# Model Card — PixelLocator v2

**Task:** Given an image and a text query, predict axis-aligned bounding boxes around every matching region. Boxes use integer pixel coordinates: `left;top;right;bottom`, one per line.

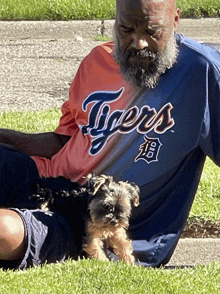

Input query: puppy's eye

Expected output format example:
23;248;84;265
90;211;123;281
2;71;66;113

114;206;125;217
104;203;114;212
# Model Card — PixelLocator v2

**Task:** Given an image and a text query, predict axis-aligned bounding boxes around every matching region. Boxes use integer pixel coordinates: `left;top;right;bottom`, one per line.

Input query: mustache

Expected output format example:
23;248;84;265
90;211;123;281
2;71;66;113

124;48;159;62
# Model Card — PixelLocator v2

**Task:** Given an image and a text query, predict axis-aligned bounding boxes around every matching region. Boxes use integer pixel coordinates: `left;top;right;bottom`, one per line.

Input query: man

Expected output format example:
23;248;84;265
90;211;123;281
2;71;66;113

0;0;219;269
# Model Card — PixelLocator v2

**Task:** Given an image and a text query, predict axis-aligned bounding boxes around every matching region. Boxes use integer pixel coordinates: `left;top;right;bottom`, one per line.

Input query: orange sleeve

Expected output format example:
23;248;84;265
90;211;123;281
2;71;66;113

54;100;78;136
54;42;116;137
54;51;92;137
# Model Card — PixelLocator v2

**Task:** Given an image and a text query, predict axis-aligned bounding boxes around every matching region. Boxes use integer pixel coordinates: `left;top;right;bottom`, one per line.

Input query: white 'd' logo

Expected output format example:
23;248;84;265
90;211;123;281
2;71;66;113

135;136;162;164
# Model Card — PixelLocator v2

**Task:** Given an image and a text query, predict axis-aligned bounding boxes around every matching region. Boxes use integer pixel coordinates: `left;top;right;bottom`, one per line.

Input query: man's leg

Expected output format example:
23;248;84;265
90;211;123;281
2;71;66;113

0;209;25;261
0;143;40;208
0;208;75;270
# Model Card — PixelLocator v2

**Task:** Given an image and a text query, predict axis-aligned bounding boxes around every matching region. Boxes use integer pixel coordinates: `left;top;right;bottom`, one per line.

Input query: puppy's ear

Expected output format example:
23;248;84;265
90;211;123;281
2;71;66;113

93;177;106;195
119;181;140;207
130;183;140;207
87;174;113;195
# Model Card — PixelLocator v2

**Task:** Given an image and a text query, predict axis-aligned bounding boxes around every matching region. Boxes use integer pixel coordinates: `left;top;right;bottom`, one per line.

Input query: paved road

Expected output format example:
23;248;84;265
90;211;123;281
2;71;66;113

0;18;219;111
0;18;220;267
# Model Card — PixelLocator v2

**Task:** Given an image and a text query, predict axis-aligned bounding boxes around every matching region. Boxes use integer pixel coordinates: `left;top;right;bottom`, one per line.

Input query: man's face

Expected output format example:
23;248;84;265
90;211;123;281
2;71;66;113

113;0;180;89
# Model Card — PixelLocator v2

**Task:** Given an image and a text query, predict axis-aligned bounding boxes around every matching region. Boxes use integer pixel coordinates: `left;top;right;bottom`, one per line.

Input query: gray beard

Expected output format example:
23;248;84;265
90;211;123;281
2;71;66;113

113;32;179;89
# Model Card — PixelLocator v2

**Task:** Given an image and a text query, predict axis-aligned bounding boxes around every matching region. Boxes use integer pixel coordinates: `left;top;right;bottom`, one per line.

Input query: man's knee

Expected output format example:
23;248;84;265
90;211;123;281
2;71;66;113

0;209;25;261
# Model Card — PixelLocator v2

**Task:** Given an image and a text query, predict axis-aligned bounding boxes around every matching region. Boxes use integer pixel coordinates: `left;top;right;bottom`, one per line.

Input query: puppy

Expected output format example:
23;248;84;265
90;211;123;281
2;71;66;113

31;174;140;264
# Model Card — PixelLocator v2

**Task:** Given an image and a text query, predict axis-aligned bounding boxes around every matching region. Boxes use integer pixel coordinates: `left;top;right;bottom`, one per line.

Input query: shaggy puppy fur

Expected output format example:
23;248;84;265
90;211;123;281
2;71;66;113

30;174;140;263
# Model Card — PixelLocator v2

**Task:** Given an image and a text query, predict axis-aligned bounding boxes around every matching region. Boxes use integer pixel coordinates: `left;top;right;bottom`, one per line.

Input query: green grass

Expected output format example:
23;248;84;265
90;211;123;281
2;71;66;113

190;157;220;221
93;35;111;42
0;108;61;133
0;259;220;294
0;0;116;20
0;0;219;20
177;0;220;17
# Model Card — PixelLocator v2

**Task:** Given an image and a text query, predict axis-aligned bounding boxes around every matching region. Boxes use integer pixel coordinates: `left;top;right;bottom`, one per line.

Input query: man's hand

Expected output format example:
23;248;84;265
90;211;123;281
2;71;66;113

0;129;70;159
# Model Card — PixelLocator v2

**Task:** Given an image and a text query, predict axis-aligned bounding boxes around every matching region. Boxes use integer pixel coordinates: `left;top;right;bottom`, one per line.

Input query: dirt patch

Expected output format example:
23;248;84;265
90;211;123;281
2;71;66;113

182;219;220;238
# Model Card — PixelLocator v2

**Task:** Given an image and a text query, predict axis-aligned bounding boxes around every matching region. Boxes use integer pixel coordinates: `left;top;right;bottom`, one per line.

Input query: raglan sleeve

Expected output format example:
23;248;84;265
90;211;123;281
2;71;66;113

54;61;85;137
199;54;220;165
54;42;115;138
54;100;78;136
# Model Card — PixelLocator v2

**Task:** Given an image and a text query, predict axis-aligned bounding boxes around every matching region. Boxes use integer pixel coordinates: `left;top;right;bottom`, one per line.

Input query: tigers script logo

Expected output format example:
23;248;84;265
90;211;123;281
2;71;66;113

81;88;174;159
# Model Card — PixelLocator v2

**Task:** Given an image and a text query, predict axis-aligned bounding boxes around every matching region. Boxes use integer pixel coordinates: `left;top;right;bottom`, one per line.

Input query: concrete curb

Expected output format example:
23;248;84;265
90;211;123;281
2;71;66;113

166;238;220;267
0;20;103;40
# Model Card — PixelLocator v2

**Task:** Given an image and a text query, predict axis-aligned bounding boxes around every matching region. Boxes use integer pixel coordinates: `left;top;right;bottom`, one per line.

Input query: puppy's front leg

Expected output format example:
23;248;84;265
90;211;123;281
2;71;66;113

109;228;135;264
83;238;109;261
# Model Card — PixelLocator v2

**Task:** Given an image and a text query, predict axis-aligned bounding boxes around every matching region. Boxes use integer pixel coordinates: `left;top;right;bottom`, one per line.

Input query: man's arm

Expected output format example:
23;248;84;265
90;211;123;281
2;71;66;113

0;129;70;159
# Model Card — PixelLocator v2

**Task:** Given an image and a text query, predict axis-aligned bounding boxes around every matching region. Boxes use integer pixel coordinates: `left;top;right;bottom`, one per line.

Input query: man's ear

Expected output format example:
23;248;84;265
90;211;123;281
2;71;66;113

173;8;180;30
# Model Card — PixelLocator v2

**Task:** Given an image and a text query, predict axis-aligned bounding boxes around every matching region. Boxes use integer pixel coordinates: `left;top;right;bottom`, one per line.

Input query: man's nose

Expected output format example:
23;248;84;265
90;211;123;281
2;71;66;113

131;33;149;50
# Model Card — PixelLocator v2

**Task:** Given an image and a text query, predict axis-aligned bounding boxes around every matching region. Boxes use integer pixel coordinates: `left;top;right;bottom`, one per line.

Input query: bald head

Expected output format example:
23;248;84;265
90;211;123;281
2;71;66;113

116;0;176;10
116;0;177;23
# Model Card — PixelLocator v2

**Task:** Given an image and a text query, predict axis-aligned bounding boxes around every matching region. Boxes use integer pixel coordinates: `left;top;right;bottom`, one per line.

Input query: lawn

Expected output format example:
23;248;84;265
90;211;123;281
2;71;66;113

0;0;219;20
0;258;220;294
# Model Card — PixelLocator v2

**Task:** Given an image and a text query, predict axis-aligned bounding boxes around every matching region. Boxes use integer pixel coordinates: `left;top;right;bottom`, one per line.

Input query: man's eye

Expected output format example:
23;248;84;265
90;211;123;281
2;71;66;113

147;28;162;38
146;29;157;36
120;26;134;33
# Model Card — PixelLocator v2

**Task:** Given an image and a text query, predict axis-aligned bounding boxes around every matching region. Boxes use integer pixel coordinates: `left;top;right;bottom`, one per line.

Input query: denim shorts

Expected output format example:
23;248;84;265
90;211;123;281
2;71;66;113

0;208;75;270
0;144;78;270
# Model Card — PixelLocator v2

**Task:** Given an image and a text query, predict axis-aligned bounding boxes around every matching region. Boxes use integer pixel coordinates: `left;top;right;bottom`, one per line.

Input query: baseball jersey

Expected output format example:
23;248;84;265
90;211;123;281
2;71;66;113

32;35;220;266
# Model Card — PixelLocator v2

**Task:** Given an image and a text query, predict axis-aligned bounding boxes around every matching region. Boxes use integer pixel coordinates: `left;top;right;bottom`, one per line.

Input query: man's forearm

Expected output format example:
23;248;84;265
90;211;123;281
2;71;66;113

0;129;70;158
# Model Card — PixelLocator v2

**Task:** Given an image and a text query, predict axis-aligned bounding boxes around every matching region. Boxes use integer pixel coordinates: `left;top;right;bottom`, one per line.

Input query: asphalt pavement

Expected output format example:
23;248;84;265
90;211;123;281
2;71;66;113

0;18;220;267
